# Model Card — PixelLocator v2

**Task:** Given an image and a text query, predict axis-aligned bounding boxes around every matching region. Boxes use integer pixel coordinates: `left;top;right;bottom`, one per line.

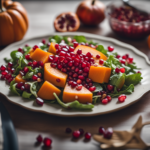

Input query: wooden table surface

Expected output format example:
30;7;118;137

1;1;150;150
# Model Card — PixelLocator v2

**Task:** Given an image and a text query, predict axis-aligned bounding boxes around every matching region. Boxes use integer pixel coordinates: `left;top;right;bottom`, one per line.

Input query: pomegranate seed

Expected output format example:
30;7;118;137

108;46;114;52
89;86;96;92
74;62;79;67
107;84;114;91
83;67;89;73
122;55;127;59
99;59;104;65
66;128;72;133
120;68;125;73
25;44;29;47
137;71;141;74
1;70;8;76
78;75;85;80
85;132;91;140
78;70;83;74
128;57;133;63
106;95;112;102
8;78;13;84
76;85;82;91
25;54;31;60
79;128;84;135
57;64;63;70
36;135;43;143
74;58;80;63
53;55;59;63
68;46;74;52
73;73;78;78
32;75;38;81
38;61;44;68
73;42;79;48
120;59;125;65
72;39;76;43
82;62;87;68
71;81;77;88
5;73;11;80
47;43;51;47
115;67;120;73
84;57;89;61
86;78;92;83
71;66;75;71
126;54;129;58
43;137;52;147
24;67;29;74
103;128;113;139
77;79;82;84
33;60;38;67
51;63;57;68
42;39;46;44
72;130;80;138
8;62;13;68
99;127;105;134
96;55;100;59
83;73;88;77
68;80;73;85
62;68;67;73
118;94;126;103
16;82;24;89
77;49;82;54
55;43;59;49
1;75;5;80
7;67;11;72
48;55;54;62
18;48;24;53
10;68;15;74
56;78;61;82
86;52;93;58
68;61;73;67
88;83;93;87
28;62;32;66
36;97;44;106
33;45;39;50
0;65;6;71
116;55;120;59
21;86;25;91
74;68;79;73
24;84;30;90
102;98;108;104
97;91;102;95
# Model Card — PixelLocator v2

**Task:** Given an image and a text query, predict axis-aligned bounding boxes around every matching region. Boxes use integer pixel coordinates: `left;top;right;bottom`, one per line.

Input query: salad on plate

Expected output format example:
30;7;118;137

0;35;142;110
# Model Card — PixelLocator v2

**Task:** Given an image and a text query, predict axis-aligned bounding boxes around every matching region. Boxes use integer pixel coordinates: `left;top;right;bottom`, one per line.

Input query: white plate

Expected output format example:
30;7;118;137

0;32;150;117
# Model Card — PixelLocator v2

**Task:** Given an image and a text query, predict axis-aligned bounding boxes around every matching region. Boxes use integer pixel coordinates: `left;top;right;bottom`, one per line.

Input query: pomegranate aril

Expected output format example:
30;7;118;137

83;73;88;77
8;62;13;68
25;54;31;60
116;55;120;59
51;63;57;68
85;132;91;140
96;55;100;59
86;78;92;83
33;61;38;67
79;128;84;135
56;78;61;82
122;55;127;59
36;97;44;106
55;43;59;49
83;67;89;73
72;130;80;138
25;44;29;47
128;57;133;63
24;67;29;74
115;67;120;73
71;81;77;88
73;42;79;48
99;59;104;65
8;78;13;84
89;86;96;92
43;137;52;147
108;46;114;52
73;73;78;78
78;70;83;74
137;71;141;74
86;52;93;58
38;61;44;68
97;91;102;95
77;79;82;84
28;62;32;66
68;46;74;52
21;86;25;91
118;94;126;103
33;45;39;51
77;49;82;54
18;48;24;53
36;135;43;143
57;64;63;70
5;73;11;80
99;127;105;134
1;70;8;76
78;75;85;80
106;95;112;102
71;66;75;71
62;68;67;73
48;55;54;62
24;84;30;90
0;65;6;71
1;75;5;80
103;128;113;139
76;85;82;91
88;83;93;87
66;128;72;133
107;84;114;91
120;68;125;73
68;61;73;67
7;66;11;71
42;39;46;44
120;59;125;65
102;98;108;104
68;80;73;85
16;82;24;89
32;75;38;81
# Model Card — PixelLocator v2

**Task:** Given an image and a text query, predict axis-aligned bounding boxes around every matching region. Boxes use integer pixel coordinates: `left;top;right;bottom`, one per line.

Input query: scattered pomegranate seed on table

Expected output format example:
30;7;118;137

108;46;114;52
36;135;43;143
43;137;52;147
72;130;80;138
84;132;91;140
36;97;44;106
101;98;108;105
118;94;126;103
103;127;113;139
99;127;105;134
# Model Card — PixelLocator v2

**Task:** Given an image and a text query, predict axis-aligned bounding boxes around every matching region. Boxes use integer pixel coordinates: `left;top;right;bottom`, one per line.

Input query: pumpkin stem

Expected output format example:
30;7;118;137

92;0;96;5
0;0;3;12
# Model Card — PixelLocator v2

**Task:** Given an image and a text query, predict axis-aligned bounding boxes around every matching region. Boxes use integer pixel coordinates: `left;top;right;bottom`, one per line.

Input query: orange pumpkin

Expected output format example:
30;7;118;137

0;0;29;47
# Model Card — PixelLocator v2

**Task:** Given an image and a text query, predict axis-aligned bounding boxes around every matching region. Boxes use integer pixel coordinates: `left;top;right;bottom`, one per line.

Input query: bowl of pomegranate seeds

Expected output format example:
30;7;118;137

106;1;150;39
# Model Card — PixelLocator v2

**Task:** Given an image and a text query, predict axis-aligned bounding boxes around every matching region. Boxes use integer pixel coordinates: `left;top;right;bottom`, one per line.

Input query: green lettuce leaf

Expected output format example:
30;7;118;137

49;35;63;43
93;83;103;93
96;45;108;56
10;80;21;96
10;50;23;62
22;91;32;99
73;35;87;43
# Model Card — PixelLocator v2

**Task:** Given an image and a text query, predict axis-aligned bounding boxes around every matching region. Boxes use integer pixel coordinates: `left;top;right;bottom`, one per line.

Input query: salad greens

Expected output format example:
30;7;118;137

4;35;142;110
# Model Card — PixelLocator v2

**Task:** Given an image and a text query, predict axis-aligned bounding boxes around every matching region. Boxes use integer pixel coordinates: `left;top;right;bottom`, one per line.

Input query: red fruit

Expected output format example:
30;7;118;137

85;132;91;140
86;52;93;58
103;128;113;139
99;59;104;65
8;62;13;68
96;55;100;59
8;78;13;84
1;70;8;76
86;78;92;83
137;71;141;74
33;45;39;50
79;128;84;135
54;12;80;32
115;67;120;73
42;39;46;44
25;54;31;60
108;46;114;52
107;84;114;91
55;43;59;49
16;82;24;89
48;55;54;62
43;137;52;147
5;73;12;80
82;62;87;68
102;98;108;104
72;130;80;138
71;81;77;88
24;84;30;90
122;55;127;59
21;86;25;91
24;67;29;74
38;61;44;68
128;57;133;63
76;85;82;91
118;94;126;103
18;48;24;53
28;62;32;66
99;127;105;134
116;55;120;59
68;46;74;52
78;75;85;80
66;128;72;133
106;95;112;102
32;75;38;81
36;135;43;143
11;68;15;74
83;67;89;73
56;78;61;82
36;97;44;106
120;68;125;73
0;65;6;71
25;44;29;47
73;42;79;48
89;86;96;92
77;49;82;54
120;59;125;65
1;75;5;80
32;60;38;67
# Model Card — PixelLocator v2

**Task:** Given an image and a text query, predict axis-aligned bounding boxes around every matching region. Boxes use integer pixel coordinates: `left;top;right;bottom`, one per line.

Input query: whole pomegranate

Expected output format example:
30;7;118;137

76;0;105;26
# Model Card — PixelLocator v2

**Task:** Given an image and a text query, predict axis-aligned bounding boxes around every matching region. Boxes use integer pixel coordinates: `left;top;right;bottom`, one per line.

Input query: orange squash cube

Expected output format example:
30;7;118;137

37;81;61;100
30;48;53;64
44;63;68;88
48;42;56;54
15;74;26;83
89;65;111;83
63;84;93;104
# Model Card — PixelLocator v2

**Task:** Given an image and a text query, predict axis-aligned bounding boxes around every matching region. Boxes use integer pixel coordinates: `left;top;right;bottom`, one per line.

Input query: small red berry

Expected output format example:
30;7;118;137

107;84;114;91
118;94;126;103
43;137;52;147
36;97;44;106
108;46;114;52
32;75;38;81
106;95;112;102
137;71;141;74
122;55;127;59
116;55;120;59
25;54;31;60
72;130;80;138
102;98;108;104
99;59;104;65
89;86;96;92
56;78;61;82
96;55;100;59
115;67;120;73
103;128;113;139
85;132;91;140
33;45;39;50
42;39;46;44
36;135;43;143
8;62;13;68
99;127;105;134
120;68;125;73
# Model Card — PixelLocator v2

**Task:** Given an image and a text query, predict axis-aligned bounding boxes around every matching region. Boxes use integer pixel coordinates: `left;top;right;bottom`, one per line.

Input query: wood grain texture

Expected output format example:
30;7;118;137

0;1;150;150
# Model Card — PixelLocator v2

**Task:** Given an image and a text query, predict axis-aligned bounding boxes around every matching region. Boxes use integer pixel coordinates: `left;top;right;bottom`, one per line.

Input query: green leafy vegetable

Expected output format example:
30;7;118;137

49;35;63;43
10;80;21;96
22;91;32;99
4;58;12;63
93;83;103;92
96;45;108;56
73;35;87;43
10;51;23;62
53;93;94;110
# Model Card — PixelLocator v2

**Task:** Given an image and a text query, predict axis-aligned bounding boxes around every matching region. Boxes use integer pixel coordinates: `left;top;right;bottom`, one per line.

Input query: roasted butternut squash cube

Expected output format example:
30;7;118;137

63;84;93;104
30;48;53;64
89;65;111;83
44;63;67;88
48;42;56;54
37;81;61;100
15;74;26;83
